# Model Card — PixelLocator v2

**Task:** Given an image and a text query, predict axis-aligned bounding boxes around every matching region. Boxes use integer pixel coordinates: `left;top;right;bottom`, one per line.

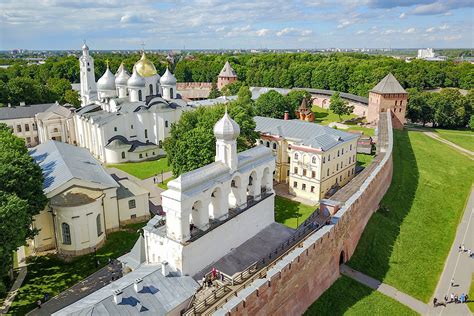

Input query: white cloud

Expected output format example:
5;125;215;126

403;27;415;34
426;27;435;32
255;28;270;36
356;30;365;35
399;12;406;19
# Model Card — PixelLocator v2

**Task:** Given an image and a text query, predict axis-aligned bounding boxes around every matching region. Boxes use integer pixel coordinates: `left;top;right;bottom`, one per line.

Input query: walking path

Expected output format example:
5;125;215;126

423;132;474;160
431;187;474;316
0;266;27;314
340;264;430;315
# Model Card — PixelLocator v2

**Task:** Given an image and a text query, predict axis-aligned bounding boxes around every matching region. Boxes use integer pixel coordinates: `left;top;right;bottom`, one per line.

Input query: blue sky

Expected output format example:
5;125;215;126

0;0;472;50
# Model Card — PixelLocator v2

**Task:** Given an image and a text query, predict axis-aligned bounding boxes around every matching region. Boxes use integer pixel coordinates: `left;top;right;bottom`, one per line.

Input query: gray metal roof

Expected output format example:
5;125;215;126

294;88;369;105
53;264;199;316
370;73;407;94
0;103;56;120
254;116;359;151
29;141;118;195
36;104;73;120
218;61;237;78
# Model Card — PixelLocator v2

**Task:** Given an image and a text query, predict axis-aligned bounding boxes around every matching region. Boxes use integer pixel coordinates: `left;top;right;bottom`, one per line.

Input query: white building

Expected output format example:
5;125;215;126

417;48;435;59
29;141;150;256
75;44;190;163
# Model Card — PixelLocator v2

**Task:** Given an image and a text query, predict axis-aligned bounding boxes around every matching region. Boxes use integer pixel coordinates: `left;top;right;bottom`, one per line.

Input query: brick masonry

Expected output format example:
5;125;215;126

216;112;394;315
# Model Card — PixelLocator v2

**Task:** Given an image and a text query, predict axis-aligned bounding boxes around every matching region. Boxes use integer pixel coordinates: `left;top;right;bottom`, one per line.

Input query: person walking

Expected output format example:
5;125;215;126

451;278;455;286
450;293;455;303
433;297;437;307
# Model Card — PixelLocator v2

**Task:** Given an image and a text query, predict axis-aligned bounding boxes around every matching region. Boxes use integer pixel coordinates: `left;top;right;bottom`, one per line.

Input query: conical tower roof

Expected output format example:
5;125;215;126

370;73;407;94
218;61;237;78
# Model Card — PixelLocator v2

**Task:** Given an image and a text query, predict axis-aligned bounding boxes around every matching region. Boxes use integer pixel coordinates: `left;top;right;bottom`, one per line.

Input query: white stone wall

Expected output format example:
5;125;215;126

118;193;149;222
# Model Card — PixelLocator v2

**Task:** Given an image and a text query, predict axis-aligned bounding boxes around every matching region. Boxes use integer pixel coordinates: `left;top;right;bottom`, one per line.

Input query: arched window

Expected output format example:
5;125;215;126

121;152;125;159
170;88;174;98
273;143;277;150
294;153;299;160
62;223;71;245
266;141;270;147
149;84;153;95
138;90;143;101
144;129;148;138
312;156;316;164
96;214;103;236
156;84;160;95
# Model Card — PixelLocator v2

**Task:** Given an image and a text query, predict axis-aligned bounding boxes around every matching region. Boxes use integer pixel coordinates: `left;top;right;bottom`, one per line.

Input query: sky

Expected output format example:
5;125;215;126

0;0;473;50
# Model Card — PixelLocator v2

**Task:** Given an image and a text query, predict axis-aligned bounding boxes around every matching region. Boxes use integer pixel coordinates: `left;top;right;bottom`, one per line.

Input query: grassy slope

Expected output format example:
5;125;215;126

305;275;418;316
468;274;474;313
348;130;474;302
8;222;146;315
274;196;316;229
435;129;474;152
107;157;171;180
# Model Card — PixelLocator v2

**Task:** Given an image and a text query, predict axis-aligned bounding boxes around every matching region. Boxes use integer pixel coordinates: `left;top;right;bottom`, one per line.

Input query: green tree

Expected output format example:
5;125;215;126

64;90;81;108
432;89;470;128
236;85;252;104
208;82;221;99
164;103;258;176
406;89;434;126
329;92;354;121
254;90;289;119
221;81;244;96
46;78;71;103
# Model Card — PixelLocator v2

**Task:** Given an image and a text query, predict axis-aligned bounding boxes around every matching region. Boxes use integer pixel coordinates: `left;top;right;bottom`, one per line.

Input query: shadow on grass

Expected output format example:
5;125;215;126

348;130;419;285
274;196;305;228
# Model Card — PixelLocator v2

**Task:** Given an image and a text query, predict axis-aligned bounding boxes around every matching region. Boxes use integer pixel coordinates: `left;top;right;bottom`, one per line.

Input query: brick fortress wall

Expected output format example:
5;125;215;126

215;112;393;315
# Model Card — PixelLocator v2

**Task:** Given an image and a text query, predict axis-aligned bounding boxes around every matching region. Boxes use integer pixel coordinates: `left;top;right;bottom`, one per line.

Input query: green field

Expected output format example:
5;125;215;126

357;153;375;168
107;157;171;180
435;129;474;152
468;274;474;313
305;275;418;316
8;222;146;315
274;196;316;229
348;130;473;302
312;106;374;136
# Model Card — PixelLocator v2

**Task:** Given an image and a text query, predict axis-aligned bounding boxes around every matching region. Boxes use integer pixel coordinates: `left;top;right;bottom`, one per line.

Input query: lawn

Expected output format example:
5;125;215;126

312;106;374;136
107;157;171;180
305;275;418;316
435;129;474;152
274;196;316;229
468;274;474;313
8;221;146;315
348;130;474;302
157;176;176;190
357;153;375;168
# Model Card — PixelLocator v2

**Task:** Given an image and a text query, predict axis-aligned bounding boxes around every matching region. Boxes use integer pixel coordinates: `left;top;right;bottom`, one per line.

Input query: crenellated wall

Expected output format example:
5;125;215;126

214;112;393;315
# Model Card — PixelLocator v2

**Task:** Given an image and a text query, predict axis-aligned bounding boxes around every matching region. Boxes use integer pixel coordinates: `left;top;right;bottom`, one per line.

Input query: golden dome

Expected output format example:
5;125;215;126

134;52;157;77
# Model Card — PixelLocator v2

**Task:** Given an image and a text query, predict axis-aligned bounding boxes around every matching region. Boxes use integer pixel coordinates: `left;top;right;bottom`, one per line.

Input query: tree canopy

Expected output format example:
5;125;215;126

329;92;354;121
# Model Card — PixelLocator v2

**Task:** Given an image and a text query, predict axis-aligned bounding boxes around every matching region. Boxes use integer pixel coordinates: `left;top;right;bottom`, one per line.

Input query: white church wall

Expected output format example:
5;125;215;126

103;187;120;232
32;209;55;252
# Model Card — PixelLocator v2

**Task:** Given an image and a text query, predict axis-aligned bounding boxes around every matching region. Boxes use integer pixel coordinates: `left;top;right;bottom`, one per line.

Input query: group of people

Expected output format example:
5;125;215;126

201;267;225;289
433;293;469;307
458;243;473;257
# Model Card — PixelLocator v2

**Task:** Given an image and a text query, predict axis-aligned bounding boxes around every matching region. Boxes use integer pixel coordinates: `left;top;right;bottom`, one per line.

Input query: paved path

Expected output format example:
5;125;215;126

340;264;430;315
0;266;28;314
431;187;474;316
423;132;474;160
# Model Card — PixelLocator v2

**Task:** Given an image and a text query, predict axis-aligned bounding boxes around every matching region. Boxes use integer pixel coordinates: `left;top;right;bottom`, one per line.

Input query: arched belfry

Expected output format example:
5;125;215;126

213;109;240;172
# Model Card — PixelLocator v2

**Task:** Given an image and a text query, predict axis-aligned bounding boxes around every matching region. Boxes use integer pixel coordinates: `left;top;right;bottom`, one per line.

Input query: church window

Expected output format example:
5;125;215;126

24;124;29;131
170;88;174;98
294;153;298;160
336;164;338;171
138;90;143;101
273;143;277;150
145;129;148;138
337;150;340;157
340;175;342;182
266;142;270;147
293;181;297;188
139;153;143;159
96;214;103;236
322;157;325;163
342;148;344;155
288;157;290;163
328;155;330;161
32;123;37;131
341;162;343;168
17;125;21;132
312;156;316;164
312;171;316;178
311;186;315;193
62;223;71;245
302;184;306;191
153;151;155;155
259;140;263;145
327;169;329;176
294;167;298;174
149;84;153;95
165;121;169;128
249;175;253;185
303;169;307;176
159;140;163;148
129;199;136;209
349;157;351;164
114;127;117;132
121;152;125;159
131;124;134;129
350;144;352;151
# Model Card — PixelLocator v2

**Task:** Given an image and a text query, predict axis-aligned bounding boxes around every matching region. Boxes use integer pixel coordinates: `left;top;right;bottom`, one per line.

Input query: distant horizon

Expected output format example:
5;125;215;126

1;0;473;50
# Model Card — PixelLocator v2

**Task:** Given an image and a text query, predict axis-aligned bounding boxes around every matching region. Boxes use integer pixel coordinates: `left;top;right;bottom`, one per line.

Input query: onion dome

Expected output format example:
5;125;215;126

213;110;240;141
82;42;89;51
134;52;157;77
127;65;146;88
160;68;177;86
97;66;116;91
115;64;130;86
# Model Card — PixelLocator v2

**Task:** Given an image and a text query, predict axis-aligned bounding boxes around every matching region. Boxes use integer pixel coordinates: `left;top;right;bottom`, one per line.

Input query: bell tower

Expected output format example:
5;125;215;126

79;41;97;106
213;109;240;172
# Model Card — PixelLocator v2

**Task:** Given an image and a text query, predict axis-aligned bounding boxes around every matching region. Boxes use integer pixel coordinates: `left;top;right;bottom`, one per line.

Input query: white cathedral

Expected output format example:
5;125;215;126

75;43;190;163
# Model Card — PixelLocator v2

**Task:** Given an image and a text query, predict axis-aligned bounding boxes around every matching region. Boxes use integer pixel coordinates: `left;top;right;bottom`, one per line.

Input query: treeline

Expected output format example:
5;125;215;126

407;88;473;129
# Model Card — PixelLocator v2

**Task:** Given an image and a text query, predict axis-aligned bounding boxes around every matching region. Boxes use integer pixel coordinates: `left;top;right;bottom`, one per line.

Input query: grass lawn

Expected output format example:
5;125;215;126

357;153;375;168
157;176;176;190
274;196;316;229
8;221;146;315
348;130;474;302
312;106;374;136
435;129;474;152
468;274;474;313
305;275;418;316
107;157;171;180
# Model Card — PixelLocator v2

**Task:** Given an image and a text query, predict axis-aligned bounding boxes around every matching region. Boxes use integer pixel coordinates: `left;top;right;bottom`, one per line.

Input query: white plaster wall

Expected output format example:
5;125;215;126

0;117;39;146
117;193;149;222
103;187;120;231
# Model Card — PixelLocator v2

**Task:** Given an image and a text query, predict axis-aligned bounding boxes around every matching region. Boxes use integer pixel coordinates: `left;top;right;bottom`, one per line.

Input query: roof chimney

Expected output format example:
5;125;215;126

284;111;289;120
134;278;143;293
113;289;123;304
161;261;170;277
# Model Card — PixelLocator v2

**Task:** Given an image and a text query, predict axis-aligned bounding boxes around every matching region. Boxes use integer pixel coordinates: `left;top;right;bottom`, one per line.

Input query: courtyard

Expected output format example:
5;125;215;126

107;157;171;180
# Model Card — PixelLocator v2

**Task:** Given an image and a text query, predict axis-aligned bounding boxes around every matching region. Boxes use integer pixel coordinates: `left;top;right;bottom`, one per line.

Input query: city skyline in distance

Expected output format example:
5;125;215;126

0;0;473;50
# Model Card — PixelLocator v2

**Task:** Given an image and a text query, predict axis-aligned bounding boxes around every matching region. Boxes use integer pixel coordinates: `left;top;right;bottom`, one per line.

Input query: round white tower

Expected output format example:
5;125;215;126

115;63;130;98
97;65;117;99
78;42;98;106
160;68;177;100
213;109;240;171
127;66;146;102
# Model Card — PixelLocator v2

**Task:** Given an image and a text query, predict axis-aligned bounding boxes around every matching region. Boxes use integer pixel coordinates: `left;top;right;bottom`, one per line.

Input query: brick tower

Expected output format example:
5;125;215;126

367;73;408;129
217;61;238;90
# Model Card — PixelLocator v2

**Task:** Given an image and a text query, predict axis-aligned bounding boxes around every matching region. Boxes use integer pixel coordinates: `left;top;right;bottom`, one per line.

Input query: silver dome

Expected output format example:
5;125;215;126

115;64;130;86
160;68;177;86
97;67;116;91
213;111;240;141
127;66;146;88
